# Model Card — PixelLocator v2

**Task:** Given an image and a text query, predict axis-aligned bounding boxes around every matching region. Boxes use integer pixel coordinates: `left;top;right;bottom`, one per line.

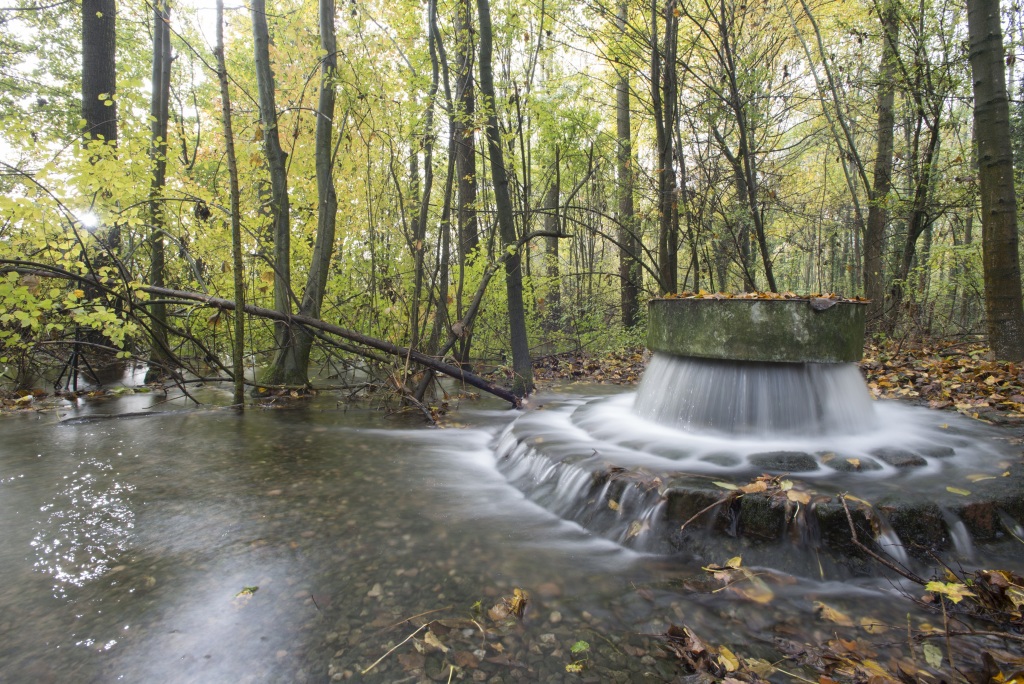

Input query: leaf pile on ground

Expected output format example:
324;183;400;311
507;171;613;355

655;555;1024;684
660;289;868;303
532;347;647;385
861;339;1024;424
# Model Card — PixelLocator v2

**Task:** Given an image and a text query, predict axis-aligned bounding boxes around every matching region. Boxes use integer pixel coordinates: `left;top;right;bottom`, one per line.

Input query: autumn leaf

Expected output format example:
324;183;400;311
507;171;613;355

815;601;854;627
925;581;975;603
717;645;739;672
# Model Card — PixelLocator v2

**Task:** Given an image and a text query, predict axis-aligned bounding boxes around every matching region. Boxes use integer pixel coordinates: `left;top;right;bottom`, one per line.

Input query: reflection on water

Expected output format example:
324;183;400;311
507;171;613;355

32;458;135;597
0;387;1019;682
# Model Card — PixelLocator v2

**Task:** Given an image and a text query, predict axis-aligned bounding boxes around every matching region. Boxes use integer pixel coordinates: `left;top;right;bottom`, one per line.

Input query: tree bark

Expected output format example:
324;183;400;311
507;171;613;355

967;0;1024;360
864;0;898;326
251;0;294;383
453;0;478;365
81;0;117;144
477;0;533;396
652;0;679;293
215;0;246;406
616;0;642;326
146;0;173;382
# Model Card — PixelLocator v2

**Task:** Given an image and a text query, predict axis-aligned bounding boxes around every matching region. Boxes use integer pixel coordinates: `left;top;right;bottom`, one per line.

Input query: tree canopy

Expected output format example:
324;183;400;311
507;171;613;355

1;0;1022;399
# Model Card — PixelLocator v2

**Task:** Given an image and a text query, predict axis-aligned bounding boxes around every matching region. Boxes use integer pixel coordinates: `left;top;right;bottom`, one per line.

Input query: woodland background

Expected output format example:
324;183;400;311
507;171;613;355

0;0;1023;400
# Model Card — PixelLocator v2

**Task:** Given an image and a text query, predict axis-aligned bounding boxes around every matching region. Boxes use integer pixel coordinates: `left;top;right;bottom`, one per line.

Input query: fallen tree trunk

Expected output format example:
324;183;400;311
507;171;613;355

141;285;521;407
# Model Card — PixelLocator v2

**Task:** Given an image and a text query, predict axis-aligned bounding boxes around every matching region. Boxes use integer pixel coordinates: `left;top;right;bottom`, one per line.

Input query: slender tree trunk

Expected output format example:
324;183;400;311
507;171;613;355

865;0;898;327
288;0;340;374
616;0;642;325
252;0;294;384
967;0;1024;360
409;2;440;353
215;0;245;406
453;0;478;365
477;0;533;396
146;0;173;382
543;152;561;329
652;0;679;293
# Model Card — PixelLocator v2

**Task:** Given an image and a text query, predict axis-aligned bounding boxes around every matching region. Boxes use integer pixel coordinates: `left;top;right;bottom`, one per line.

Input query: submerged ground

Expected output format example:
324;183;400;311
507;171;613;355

0;339;1022;682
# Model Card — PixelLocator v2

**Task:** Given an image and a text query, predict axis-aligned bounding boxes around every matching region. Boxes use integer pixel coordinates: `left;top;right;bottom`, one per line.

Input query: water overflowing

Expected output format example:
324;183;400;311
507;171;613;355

634;354;877;436
494;354;1024;574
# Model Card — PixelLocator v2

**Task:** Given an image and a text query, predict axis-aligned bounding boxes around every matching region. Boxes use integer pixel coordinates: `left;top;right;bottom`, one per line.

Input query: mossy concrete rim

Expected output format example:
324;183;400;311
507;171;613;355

647;298;867;363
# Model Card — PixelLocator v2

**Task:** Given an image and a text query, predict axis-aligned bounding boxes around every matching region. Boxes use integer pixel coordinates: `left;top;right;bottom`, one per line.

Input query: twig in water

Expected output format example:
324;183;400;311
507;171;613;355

361;623;427;675
679;496;731;532
381;605;453;632
839;494;925;584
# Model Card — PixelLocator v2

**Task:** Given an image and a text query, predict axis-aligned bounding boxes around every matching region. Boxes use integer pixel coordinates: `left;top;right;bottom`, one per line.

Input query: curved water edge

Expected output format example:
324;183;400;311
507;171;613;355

494;388;1024;575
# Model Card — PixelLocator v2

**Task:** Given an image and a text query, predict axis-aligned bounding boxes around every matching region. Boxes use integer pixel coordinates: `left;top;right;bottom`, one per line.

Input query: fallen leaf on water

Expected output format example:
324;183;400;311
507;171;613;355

815;601;854;627
739;480;768;494
923;643;944;668
946;486;971;496
859;616;888;634
967;474;997;482
787;490;812;504
714;481;739;491
422;630;449;653
607;499;620;511
717;645;739;672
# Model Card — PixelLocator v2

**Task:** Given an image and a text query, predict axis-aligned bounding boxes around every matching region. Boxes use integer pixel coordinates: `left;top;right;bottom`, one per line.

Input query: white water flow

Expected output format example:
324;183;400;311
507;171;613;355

633;354;877;436
493;352;1023;569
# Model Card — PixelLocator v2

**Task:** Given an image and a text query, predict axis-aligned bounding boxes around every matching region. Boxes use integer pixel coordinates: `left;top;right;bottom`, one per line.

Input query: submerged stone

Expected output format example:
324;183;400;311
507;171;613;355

748;451;819;472
872;448;928;468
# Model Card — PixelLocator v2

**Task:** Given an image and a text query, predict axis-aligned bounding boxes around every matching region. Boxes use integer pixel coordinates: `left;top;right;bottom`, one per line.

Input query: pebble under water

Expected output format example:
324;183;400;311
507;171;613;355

0;387;1021;682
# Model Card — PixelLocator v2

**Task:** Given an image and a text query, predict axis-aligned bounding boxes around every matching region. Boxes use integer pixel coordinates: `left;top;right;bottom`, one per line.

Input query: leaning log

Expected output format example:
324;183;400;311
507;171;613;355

140;285;521;407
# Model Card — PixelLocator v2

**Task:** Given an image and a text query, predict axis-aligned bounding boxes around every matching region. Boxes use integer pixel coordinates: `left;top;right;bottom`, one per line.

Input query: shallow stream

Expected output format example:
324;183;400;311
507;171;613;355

1;386;1021;682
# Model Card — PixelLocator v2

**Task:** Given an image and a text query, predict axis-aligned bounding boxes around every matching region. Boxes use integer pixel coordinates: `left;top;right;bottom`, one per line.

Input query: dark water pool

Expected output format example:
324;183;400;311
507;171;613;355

0;387;1019;682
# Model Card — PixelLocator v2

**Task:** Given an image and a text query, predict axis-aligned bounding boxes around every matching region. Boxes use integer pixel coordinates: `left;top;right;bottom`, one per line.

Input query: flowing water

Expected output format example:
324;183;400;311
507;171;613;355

0;385;1021;682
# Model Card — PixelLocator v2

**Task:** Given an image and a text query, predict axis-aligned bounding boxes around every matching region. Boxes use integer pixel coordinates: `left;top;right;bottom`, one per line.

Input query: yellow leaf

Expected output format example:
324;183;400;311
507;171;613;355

967;474;996;482
717;645;739;672
787;490;811;504
739;481;768;494
423;630;449;653
814;601;854;626
946;486;971;496
779;480;793;491
925;581;975;604
714;481;739;491
726;556;743;569
846;458;861;468
860;617;888;634
607;499;620;511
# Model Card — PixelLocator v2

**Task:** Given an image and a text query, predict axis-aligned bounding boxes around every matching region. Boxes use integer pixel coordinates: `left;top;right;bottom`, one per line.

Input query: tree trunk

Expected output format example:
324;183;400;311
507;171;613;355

477;0;533;396
215;0;246;406
543;152;561;329
81;0;117;145
616;0;642;326
652;0;679;293
967;0;1024;360
453;0;478;365
864;0;898;327
146;0;173;382
252;0;295;384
